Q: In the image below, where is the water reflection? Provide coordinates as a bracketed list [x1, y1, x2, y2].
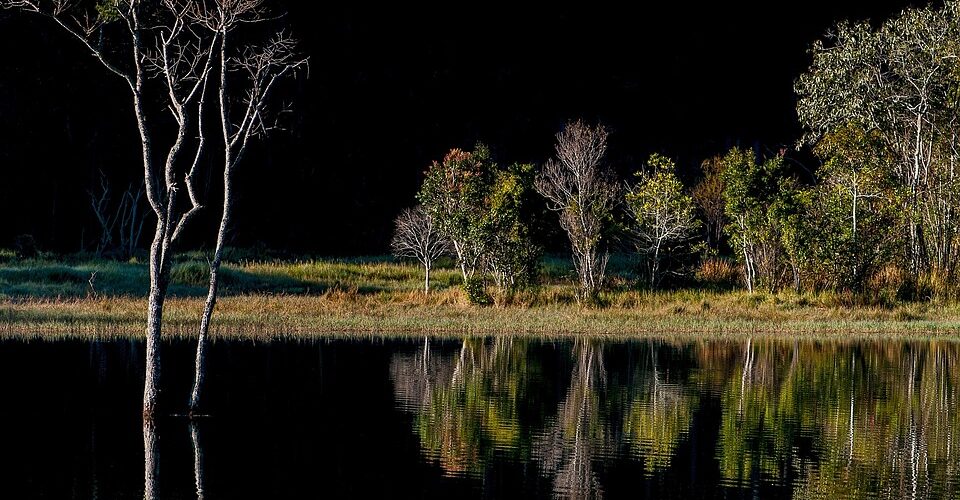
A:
[623, 341, 695, 475]
[141, 419, 206, 499]
[390, 337, 534, 477]
[391, 338, 960, 499]
[533, 340, 611, 499]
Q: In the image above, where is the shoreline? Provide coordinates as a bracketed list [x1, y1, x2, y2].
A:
[3, 294, 960, 341]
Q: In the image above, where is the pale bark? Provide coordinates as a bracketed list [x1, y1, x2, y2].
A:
[189, 15, 307, 413]
[190, 422, 206, 500]
[2, 0, 219, 418]
[535, 121, 617, 302]
[143, 418, 159, 500]
[391, 205, 449, 294]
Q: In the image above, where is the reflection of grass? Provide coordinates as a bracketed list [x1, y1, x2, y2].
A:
[4, 254, 960, 338]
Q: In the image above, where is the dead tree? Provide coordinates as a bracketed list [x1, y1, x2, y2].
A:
[391, 205, 449, 293]
[187, 0, 307, 414]
[2, 0, 219, 418]
[535, 121, 618, 302]
[89, 173, 118, 256]
[89, 172, 147, 258]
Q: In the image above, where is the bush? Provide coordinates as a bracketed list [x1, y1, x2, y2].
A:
[171, 260, 210, 287]
[14, 234, 38, 259]
[696, 257, 740, 290]
[463, 275, 492, 305]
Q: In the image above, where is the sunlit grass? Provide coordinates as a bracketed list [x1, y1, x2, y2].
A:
[1, 253, 960, 340]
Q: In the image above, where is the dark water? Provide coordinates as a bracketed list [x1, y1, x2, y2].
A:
[2, 337, 959, 499]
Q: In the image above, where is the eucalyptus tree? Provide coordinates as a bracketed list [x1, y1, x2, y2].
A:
[797, 2, 960, 277]
[418, 147, 539, 301]
[483, 162, 541, 297]
[391, 205, 449, 293]
[625, 154, 700, 289]
[721, 148, 799, 293]
[809, 124, 900, 290]
[535, 121, 618, 302]
[187, 0, 307, 415]
[418, 145, 494, 284]
[1, 0, 219, 418]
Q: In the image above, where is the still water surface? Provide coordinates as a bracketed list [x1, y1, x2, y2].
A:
[1, 337, 958, 498]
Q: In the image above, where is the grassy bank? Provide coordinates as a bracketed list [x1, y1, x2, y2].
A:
[2, 252, 960, 339]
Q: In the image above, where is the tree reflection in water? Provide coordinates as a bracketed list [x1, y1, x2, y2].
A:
[141, 420, 207, 500]
[390, 337, 534, 477]
[533, 339, 611, 499]
[392, 337, 960, 499]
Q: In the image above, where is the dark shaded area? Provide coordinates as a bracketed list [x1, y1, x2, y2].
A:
[0, 1, 915, 254]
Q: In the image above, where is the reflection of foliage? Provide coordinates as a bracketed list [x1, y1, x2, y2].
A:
[534, 340, 611, 499]
[393, 338, 960, 499]
[701, 339, 960, 499]
[623, 342, 695, 474]
[390, 337, 536, 477]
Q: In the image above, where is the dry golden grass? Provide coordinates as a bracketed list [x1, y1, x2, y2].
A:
[3, 288, 960, 341]
[3, 254, 960, 340]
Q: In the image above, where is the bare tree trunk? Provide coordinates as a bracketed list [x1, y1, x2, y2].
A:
[424, 262, 431, 293]
[188, 25, 305, 413]
[188, 206, 229, 413]
[190, 31, 234, 414]
[144, 213, 168, 417]
[143, 418, 159, 500]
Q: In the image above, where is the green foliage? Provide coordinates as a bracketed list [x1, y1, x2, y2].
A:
[95, 0, 121, 23]
[483, 162, 542, 294]
[625, 154, 700, 288]
[807, 124, 901, 291]
[418, 146, 540, 297]
[463, 275, 493, 305]
[418, 145, 495, 281]
[721, 148, 802, 292]
[797, 2, 960, 280]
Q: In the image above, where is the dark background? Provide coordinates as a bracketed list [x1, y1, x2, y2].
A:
[0, 1, 917, 255]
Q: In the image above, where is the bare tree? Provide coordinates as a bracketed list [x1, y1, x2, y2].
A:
[89, 172, 147, 258]
[3, 0, 219, 418]
[535, 121, 618, 302]
[89, 173, 118, 256]
[187, 0, 307, 414]
[391, 205, 449, 293]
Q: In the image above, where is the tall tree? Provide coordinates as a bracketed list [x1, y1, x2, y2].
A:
[187, 0, 307, 415]
[797, 2, 960, 278]
[418, 145, 494, 284]
[625, 154, 700, 288]
[807, 124, 900, 291]
[1, 0, 218, 417]
[721, 148, 798, 293]
[535, 120, 618, 302]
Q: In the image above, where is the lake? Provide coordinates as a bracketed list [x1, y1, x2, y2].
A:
[1, 336, 957, 499]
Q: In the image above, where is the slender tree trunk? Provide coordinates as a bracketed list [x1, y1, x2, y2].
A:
[143, 417, 159, 500]
[144, 219, 169, 418]
[424, 262, 431, 293]
[189, 31, 233, 414]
